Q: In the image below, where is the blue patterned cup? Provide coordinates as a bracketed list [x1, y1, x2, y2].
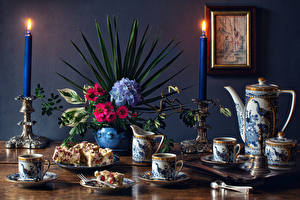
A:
[213, 137, 241, 163]
[18, 154, 50, 181]
[151, 153, 183, 180]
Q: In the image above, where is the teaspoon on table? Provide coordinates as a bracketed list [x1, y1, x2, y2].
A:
[210, 180, 253, 193]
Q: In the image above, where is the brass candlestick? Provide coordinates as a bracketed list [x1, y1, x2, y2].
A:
[5, 95, 49, 148]
[180, 99, 213, 153]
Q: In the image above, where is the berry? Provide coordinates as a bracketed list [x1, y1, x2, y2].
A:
[100, 175, 105, 181]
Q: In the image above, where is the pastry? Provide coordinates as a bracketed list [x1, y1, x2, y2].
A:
[52, 141, 114, 167]
[94, 170, 124, 187]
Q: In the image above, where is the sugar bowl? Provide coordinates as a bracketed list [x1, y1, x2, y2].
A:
[265, 132, 297, 170]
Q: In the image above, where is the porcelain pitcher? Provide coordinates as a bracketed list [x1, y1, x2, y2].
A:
[224, 77, 296, 155]
[131, 125, 165, 164]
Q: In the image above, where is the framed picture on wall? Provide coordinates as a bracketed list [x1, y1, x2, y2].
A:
[205, 6, 256, 74]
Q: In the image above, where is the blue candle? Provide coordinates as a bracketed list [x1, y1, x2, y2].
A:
[199, 20, 207, 100]
[23, 19, 32, 97]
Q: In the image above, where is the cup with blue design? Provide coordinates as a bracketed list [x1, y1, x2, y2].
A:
[213, 137, 241, 163]
[18, 154, 50, 181]
[151, 153, 184, 180]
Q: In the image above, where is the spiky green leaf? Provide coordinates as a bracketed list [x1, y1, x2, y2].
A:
[142, 65, 188, 97]
[95, 21, 116, 83]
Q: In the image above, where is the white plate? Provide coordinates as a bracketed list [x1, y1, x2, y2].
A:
[138, 171, 190, 186]
[80, 178, 135, 192]
[6, 172, 58, 187]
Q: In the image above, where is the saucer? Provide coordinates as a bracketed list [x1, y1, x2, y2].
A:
[80, 178, 135, 192]
[6, 172, 58, 187]
[138, 171, 190, 186]
[201, 154, 248, 168]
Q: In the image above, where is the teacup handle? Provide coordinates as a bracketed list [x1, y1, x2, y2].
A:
[279, 90, 296, 132]
[175, 160, 184, 177]
[42, 159, 51, 178]
[234, 144, 241, 161]
[153, 134, 165, 154]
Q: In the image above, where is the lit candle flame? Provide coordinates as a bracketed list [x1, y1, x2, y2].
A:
[202, 20, 206, 32]
[27, 19, 32, 31]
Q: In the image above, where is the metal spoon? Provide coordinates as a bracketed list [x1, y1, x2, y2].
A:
[210, 180, 253, 193]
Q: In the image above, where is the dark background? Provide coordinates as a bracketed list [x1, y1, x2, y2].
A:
[0, 0, 299, 144]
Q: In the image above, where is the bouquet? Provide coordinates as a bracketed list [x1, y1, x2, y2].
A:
[51, 17, 187, 144]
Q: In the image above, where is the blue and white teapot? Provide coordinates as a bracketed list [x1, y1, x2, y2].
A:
[225, 78, 296, 156]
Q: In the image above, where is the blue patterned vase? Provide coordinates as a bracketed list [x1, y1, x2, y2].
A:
[94, 127, 132, 154]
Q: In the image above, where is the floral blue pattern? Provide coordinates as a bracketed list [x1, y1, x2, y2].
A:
[132, 136, 153, 162]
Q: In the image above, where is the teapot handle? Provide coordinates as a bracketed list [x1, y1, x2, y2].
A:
[279, 90, 296, 132]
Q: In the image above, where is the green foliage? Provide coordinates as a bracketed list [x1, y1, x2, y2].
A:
[35, 84, 63, 116]
[57, 88, 85, 104]
[179, 99, 231, 128]
[58, 16, 187, 109]
[160, 138, 174, 153]
[219, 105, 232, 117]
[142, 114, 166, 132]
[179, 110, 198, 128]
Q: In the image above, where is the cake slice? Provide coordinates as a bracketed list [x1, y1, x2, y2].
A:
[52, 145, 81, 165]
[94, 170, 124, 187]
[52, 141, 114, 167]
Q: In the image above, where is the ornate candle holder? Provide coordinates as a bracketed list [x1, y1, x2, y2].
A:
[180, 99, 213, 154]
[5, 95, 49, 149]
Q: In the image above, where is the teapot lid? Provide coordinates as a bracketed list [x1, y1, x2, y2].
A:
[246, 77, 279, 91]
[266, 132, 297, 145]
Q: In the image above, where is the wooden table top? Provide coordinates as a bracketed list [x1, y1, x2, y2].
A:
[1, 141, 299, 200]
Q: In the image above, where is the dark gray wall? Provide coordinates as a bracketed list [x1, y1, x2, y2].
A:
[1, 0, 300, 143]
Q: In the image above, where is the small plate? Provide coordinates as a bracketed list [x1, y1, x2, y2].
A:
[6, 172, 58, 187]
[138, 171, 190, 186]
[53, 155, 119, 172]
[80, 178, 135, 192]
[201, 154, 248, 168]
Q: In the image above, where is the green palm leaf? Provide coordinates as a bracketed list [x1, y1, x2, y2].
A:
[129, 24, 149, 79]
[133, 38, 158, 79]
[123, 20, 138, 77]
[106, 16, 118, 79]
[113, 17, 123, 79]
[141, 50, 183, 91]
[56, 72, 83, 90]
[142, 65, 189, 97]
[95, 21, 116, 83]
[137, 40, 177, 83]
[80, 33, 110, 89]
[60, 59, 94, 86]
[70, 40, 104, 87]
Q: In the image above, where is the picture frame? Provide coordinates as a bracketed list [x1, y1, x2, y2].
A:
[205, 6, 256, 74]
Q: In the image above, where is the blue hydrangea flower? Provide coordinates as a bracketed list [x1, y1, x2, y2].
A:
[109, 78, 142, 106]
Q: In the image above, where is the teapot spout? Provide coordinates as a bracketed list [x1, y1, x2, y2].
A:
[224, 86, 246, 143]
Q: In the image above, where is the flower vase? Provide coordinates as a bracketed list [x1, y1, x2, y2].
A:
[94, 127, 132, 155]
